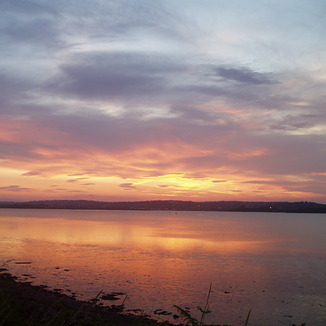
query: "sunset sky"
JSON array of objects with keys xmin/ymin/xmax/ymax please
[{"xmin": 1, "ymin": 0, "xmax": 325, "ymax": 203}]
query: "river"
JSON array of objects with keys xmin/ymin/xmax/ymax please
[{"xmin": 0, "ymin": 209, "xmax": 325, "ymax": 325}]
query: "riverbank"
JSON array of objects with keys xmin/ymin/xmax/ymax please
[
  {"xmin": 0, "ymin": 269, "xmax": 309, "ymax": 326},
  {"xmin": 0, "ymin": 270, "xmax": 175, "ymax": 326}
]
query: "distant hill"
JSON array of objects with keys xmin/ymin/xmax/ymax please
[{"xmin": 0, "ymin": 200, "xmax": 326, "ymax": 213}]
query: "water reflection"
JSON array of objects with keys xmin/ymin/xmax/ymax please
[
  {"xmin": 0, "ymin": 209, "xmax": 326, "ymax": 326},
  {"xmin": 2, "ymin": 209, "xmax": 323, "ymax": 253}
]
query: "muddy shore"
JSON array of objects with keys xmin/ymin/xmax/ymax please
[{"xmin": 0, "ymin": 270, "xmax": 175, "ymax": 326}]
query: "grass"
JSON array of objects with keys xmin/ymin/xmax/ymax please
[
  {"xmin": 173, "ymin": 283, "xmax": 306, "ymax": 326},
  {"xmin": 173, "ymin": 283, "xmax": 251, "ymax": 326}
]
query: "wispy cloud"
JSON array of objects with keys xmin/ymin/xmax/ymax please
[
  {"xmin": 120, "ymin": 183, "xmax": 137, "ymax": 190},
  {"xmin": 0, "ymin": 185, "xmax": 34, "ymax": 192}
]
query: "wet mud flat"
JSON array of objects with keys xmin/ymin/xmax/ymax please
[{"xmin": 0, "ymin": 269, "xmax": 175, "ymax": 326}]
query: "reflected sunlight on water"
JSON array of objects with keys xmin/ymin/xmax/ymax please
[{"xmin": 0, "ymin": 209, "xmax": 325, "ymax": 325}]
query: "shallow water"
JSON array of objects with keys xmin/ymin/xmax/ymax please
[{"xmin": 0, "ymin": 209, "xmax": 325, "ymax": 325}]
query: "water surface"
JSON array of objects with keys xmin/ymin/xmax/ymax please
[{"xmin": 0, "ymin": 209, "xmax": 325, "ymax": 325}]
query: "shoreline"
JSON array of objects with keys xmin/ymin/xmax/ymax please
[
  {"xmin": 1, "ymin": 199, "xmax": 325, "ymax": 213},
  {"xmin": 0, "ymin": 269, "xmax": 175, "ymax": 326}
]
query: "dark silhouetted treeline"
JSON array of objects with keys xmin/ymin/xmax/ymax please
[{"xmin": 0, "ymin": 200, "xmax": 326, "ymax": 213}]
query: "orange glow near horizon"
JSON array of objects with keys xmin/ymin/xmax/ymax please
[
  {"xmin": 0, "ymin": 163, "xmax": 322, "ymax": 202},
  {"xmin": 0, "ymin": 120, "xmax": 324, "ymax": 203}
]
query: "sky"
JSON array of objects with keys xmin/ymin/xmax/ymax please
[{"xmin": 0, "ymin": 0, "xmax": 326, "ymax": 203}]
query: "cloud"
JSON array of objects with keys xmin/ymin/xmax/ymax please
[
  {"xmin": 215, "ymin": 66, "xmax": 275, "ymax": 85},
  {"xmin": 67, "ymin": 177, "xmax": 89, "ymax": 183},
  {"xmin": 47, "ymin": 51, "xmax": 187, "ymax": 106},
  {"xmin": 120, "ymin": 183, "xmax": 137, "ymax": 190},
  {"xmin": 239, "ymin": 176, "xmax": 326, "ymax": 199},
  {"xmin": 47, "ymin": 52, "xmax": 281, "ymax": 113},
  {"xmin": 0, "ymin": 185, "xmax": 34, "ymax": 192},
  {"xmin": 1, "ymin": 17, "xmax": 59, "ymax": 45},
  {"xmin": 0, "ymin": 73, "xmax": 32, "ymax": 109},
  {"xmin": 0, "ymin": 141, "xmax": 39, "ymax": 161},
  {"xmin": 0, "ymin": 0, "xmax": 325, "ymax": 202},
  {"xmin": 0, "ymin": 0, "xmax": 56, "ymax": 15},
  {"xmin": 268, "ymin": 114, "xmax": 324, "ymax": 131},
  {"xmin": 1, "ymin": 102, "xmax": 325, "ymax": 183},
  {"xmin": 22, "ymin": 171, "xmax": 41, "ymax": 176}
]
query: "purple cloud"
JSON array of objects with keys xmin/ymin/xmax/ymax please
[
  {"xmin": 120, "ymin": 183, "xmax": 137, "ymax": 190},
  {"xmin": 0, "ymin": 185, "xmax": 34, "ymax": 192},
  {"xmin": 215, "ymin": 66, "xmax": 275, "ymax": 85}
]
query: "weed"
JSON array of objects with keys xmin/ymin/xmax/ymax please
[
  {"xmin": 174, "ymin": 283, "xmax": 216, "ymax": 326},
  {"xmin": 174, "ymin": 284, "xmax": 253, "ymax": 326}
]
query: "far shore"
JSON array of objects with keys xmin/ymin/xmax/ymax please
[{"xmin": 1, "ymin": 199, "xmax": 326, "ymax": 213}]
